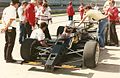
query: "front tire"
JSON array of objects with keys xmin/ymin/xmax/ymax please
[
  {"xmin": 57, "ymin": 26, "xmax": 64, "ymax": 36},
  {"xmin": 83, "ymin": 40, "xmax": 100, "ymax": 68},
  {"xmin": 20, "ymin": 38, "xmax": 39, "ymax": 61}
]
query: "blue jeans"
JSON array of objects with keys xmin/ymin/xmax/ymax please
[
  {"xmin": 19, "ymin": 22, "xmax": 27, "ymax": 44},
  {"xmin": 98, "ymin": 18, "xmax": 108, "ymax": 47}
]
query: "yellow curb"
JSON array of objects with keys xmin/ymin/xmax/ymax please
[
  {"xmin": 27, "ymin": 61, "xmax": 42, "ymax": 65},
  {"xmin": 61, "ymin": 65, "xmax": 76, "ymax": 68}
]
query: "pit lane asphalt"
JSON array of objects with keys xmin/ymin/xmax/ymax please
[{"xmin": 0, "ymin": 14, "xmax": 120, "ymax": 78}]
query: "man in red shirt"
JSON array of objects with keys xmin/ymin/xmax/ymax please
[
  {"xmin": 66, "ymin": 1, "xmax": 75, "ymax": 21},
  {"xmin": 24, "ymin": 0, "xmax": 38, "ymax": 37},
  {"xmin": 106, "ymin": 0, "xmax": 119, "ymax": 46},
  {"xmin": 78, "ymin": 3, "xmax": 84, "ymax": 20}
]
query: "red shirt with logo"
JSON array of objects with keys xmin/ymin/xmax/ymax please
[{"xmin": 107, "ymin": 7, "xmax": 119, "ymax": 21}]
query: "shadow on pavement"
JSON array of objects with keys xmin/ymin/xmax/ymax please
[
  {"xmin": 107, "ymin": 48, "xmax": 120, "ymax": 51},
  {"xmin": 99, "ymin": 48, "xmax": 120, "ymax": 62},
  {"xmin": 94, "ymin": 63, "xmax": 120, "ymax": 73},
  {"xmin": 93, "ymin": 48, "xmax": 120, "ymax": 73},
  {"xmin": 28, "ymin": 67, "xmax": 94, "ymax": 78}
]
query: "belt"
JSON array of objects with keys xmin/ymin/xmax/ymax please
[
  {"xmin": 8, "ymin": 26, "xmax": 16, "ymax": 30},
  {"xmin": 7, "ymin": 27, "xmax": 16, "ymax": 32},
  {"xmin": 99, "ymin": 17, "xmax": 106, "ymax": 21},
  {"xmin": 12, "ymin": 27, "xmax": 16, "ymax": 29}
]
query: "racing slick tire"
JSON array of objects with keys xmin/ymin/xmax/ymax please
[
  {"xmin": 57, "ymin": 26, "xmax": 64, "ymax": 36},
  {"xmin": 20, "ymin": 38, "xmax": 39, "ymax": 61},
  {"xmin": 83, "ymin": 40, "xmax": 100, "ymax": 68}
]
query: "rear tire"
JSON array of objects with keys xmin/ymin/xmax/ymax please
[
  {"xmin": 57, "ymin": 26, "xmax": 64, "ymax": 36},
  {"xmin": 83, "ymin": 40, "xmax": 100, "ymax": 68},
  {"xmin": 20, "ymin": 38, "xmax": 39, "ymax": 61}
]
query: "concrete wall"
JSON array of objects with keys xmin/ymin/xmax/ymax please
[
  {"xmin": 48, "ymin": 0, "xmax": 120, "ymax": 7},
  {"xmin": 0, "ymin": 0, "xmax": 30, "ymax": 2},
  {"xmin": 48, "ymin": 0, "xmax": 106, "ymax": 5}
]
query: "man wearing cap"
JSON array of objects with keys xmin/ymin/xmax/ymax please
[
  {"xmin": 24, "ymin": 0, "xmax": 38, "ymax": 37},
  {"xmin": 66, "ymin": 1, "xmax": 75, "ymax": 21},
  {"xmin": 1, "ymin": 0, "xmax": 19, "ymax": 63}
]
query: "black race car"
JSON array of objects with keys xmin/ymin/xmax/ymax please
[{"xmin": 20, "ymin": 20, "xmax": 100, "ymax": 72}]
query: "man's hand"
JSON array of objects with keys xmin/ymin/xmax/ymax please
[
  {"xmin": 40, "ymin": 40, "xmax": 48, "ymax": 47},
  {"xmin": 0, "ymin": 26, "xmax": 8, "ymax": 33},
  {"xmin": 108, "ymin": 12, "xmax": 112, "ymax": 16},
  {"xmin": 32, "ymin": 26, "xmax": 35, "ymax": 30}
]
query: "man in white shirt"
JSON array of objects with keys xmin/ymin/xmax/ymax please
[
  {"xmin": 36, "ymin": 2, "xmax": 52, "ymax": 39},
  {"xmin": 36, "ymin": 3, "xmax": 52, "ymax": 25},
  {"xmin": 1, "ymin": 0, "xmax": 19, "ymax": 63},
  {"xmin": 30, "ymin": 22, "xmax": 48, "ymax": 47},
  {"xmin": 18, "ymin": 1, "xmax": 28, "ymax": 44}
]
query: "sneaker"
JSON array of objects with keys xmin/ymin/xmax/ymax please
[{"xmin": 100, "ymin": 47, "xmax": 105, "ymax": 50}]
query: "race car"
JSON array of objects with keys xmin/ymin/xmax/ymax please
[{"xmin": 20, "ymin": 20, "xmax": 100, "ymax": 72}]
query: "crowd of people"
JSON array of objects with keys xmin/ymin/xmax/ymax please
[
  {"xmin": 0, "ymin": 0, "xmax": 119, "ymax": 63},
  {"xmin": 78, "ymin": 0, "xmax": 119, "ymax": 48},
  {"xmin": 66, "ymin": 0, "xmax": 119, "ymax": 48},
  {"xmin": 0, "ymin": 0, "xmax": 52, "ymax": 63}
]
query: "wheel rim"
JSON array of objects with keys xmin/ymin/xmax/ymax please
[{"xmin": 95, "ymin": 43, "xmax": 100, "ymax": 64}]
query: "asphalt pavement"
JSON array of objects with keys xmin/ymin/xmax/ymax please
[{"xmin": 0, "ymin": 14, "xmax": 120, "ymax": 78}]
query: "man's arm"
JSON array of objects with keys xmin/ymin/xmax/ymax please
[
  {"xmin": 40, "ymin": 40, "xmax": 48, "ymax": 47},
  {"xmin": 1, "ymin": 19, "xmax": 15, "ymax": 32},
  {"xmin": 114, "ymin": 8, "xmax": 119, "ymax": 18},
  {"xmin": 78, "ymin": 15, "xmax": 87, "ymax": 26}
]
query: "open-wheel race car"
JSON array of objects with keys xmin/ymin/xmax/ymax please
[{"xmin": 20, "ymin": 20, "xmax": 100, "ymax": 72}]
